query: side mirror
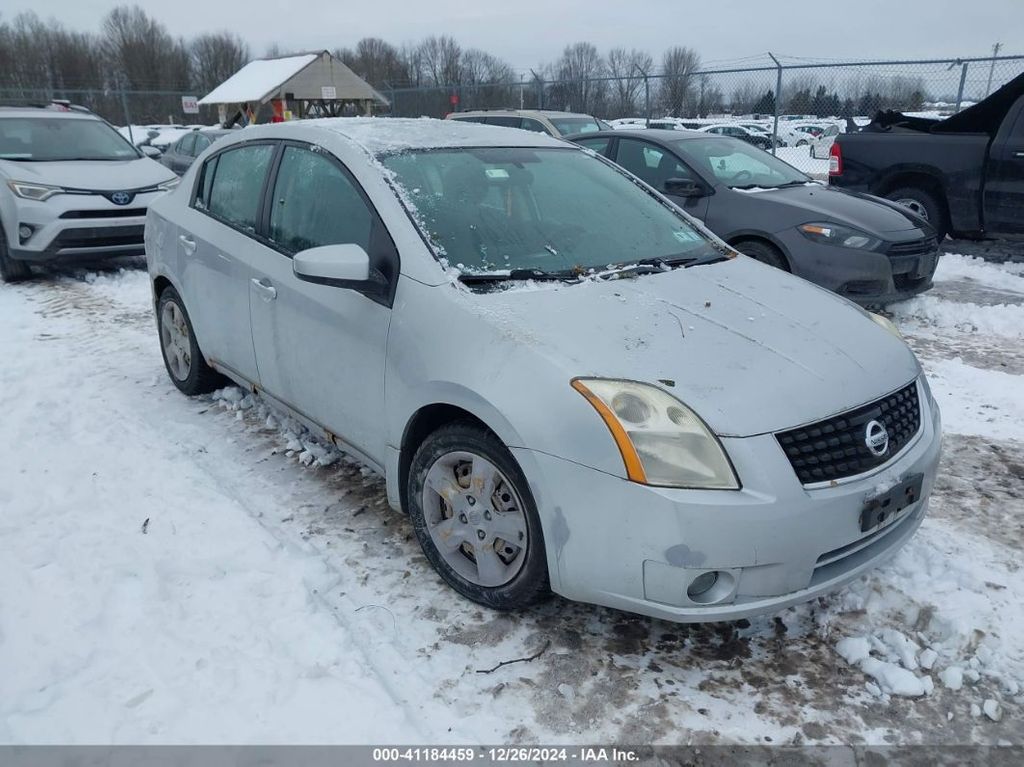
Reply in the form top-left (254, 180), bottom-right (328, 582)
top-left (141, 145), bottom-right (161, 158)
top-left (664, 178), bottom-right (707, 198)
top-left (293, 243), bottom-right (382, 291)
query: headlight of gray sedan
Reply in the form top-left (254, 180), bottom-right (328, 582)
top-left (798, 222), bottom-right (882, 250)
top-left (571, 378), bottom-right (739, 489)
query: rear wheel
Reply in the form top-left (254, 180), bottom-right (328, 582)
top-left (0, 226), bottom-right (33, 282)
top-left (407, 422), bottom-right (549, 611)
top-left (157, 286), bottom-right (224, 395)
top-left (885, 186), bottom-right (948, 240)
top-left (736, 239), bottom-right (789, 271)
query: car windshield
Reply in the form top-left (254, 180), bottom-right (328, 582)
top-left (381, 146), bottom-right (722, 275)
top-left (0, 117), bottom-right (140, 161)
top-left (547, 117), bottom-right (602, 136)
top-left (674, 137), bottom-right (809, 189)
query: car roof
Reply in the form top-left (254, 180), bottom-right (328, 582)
top-left (0, 106), bottom-right (97, 120)
top-left (452, 109), bottom-right (596, 119)
top-left (241, 116), bottom-right (568, 154)
top-left (565, 128), bottom-right (720, 144)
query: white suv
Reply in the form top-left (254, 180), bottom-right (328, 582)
top-left (0, 104), bottom-right (179, 281)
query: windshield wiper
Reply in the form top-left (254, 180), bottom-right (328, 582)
top-left (683, 252), bottom-right (731, 268)
top-left (458, 268), bottom-right (579, 284)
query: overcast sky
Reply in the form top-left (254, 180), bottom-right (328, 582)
top-left (10, 0), bottom-right (1021, 72)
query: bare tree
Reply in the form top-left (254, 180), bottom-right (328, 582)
top-left (418, 35), bottom-right (462, 86)
top-left (606, 47), bottom-right (652, 117)
top-left (191, 32), bottom-right (249, 95)
top-left (658, 46), bottom-right (700, 116)
top-left (551, 42), bottom-right (606, 114)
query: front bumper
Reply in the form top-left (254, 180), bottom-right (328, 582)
top-left (513, 381), bottom-right (941, 623)
top-left (4, 191), bottom-right (163, 263)
top-left (777, 230), bottom-right (939, 307)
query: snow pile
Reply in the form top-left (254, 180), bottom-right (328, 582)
top-left (826, 524), bottom-right (1024, 715)
top-left (922, 357), bottom-right (1024, 440)
top-left (213, 388), bottom-right (344, 469)
top-left (836, 634), bottom-right (932, 698)
top-left (934, 253), bottom-right (1024, 292)
top-left (891, 296), bottom-right (1024, 339)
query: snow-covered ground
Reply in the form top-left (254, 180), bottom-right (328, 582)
top-left (1, 246), bottom-right (1022, 745)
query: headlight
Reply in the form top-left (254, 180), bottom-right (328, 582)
top-left (157, 177), bottom-right (180, 193)
top-left (7, 180), bottom-right (64, 201)
top-left (798, 222), bottom-right (882, 250)
top-left (868, 311), bottom-right (902, 338)
top-left (571, 378), bottom-right (739, 489)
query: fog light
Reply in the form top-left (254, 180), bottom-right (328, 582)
top-left (687, 571), bottom-right (719, 598)
top-left (18, 224), bottom-right (33, 241)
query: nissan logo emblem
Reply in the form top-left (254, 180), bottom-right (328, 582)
top-left (865, 419), bottom-right (890, 457)
top-left (111, 191), bottom-right (132, 206)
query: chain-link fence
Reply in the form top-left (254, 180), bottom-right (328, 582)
top-left (386, 54), bottom-right (1024, 122)
top-left (4, 52), bottom-right (1023, 142)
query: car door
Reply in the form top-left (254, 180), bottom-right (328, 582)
top-left (248, 142), bottom-right (397, 464)
top-left (983, 99), bottom-right (1024, 235)
top-left (612, 138), bottom-right (711, 220)
top-left (177, 142), bottom-right (276, 383)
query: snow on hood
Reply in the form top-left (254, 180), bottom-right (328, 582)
top-left (0, 156), bottom-right (176, 191)
top-left (464, 257), bottom-right (919, 437)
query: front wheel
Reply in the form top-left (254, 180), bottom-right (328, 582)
top-left (885, 186), bottom-right (949, 240)
top-left (407, 422), bottom-right (550, 611)
top-left (0, 226), bottom-right (32, 282)
top-left (737, 239), bottom-right (789, 271)
top-left (157, 286), bottom-right (224, 395)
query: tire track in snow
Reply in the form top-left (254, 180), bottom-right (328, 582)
top-left (15, 269), bottom-right (449, 743)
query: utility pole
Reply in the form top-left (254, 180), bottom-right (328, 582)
top-left (985, 42), bottom-right (1002, 97)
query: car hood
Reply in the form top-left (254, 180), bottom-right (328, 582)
top-left (468, 257), bottom-right (919, 437)
top-left (733, 183), bottom-right (922, 235)
top-left (0, 157), bottom-right (175, 191)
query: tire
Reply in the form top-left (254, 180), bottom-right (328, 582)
top-left (407, 422), bottom-right (550, 611)
top-left (0, 225), bottom-right (33, 282)
top-left (157, 286), bottom-right (224, 395)
top-left (885, 186), bottom-right (949, 240)
top-left (737, 239), bottom-right (789, 271)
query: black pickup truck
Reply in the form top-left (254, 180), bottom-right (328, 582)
top-left (828, 72), bottom-right (1024, 240)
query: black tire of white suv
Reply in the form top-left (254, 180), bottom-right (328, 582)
top-left (0, 225), bottom-right (33, 282)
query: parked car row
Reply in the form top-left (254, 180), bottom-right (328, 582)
top-left (1, 104), bottom-right (945, 627)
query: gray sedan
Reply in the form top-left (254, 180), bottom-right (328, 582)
top-left (160, 129), bottom-right (234, 176)
top-left (569, 129), bottom-right (939, 306)
top-left (146, 118), bottom-right (941, 623)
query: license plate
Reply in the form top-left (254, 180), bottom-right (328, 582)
top-left (860, 474), bottom-right (924, 533)
top-left (915, 251), bottom-right (937, 279)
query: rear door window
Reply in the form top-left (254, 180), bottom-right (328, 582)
top-left (204, 144), bottom-right (275, 232)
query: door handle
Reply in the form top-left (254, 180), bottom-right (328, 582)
top-left (178, 234), bottom-right (197, 255)
top-left (251, 278), bottom-right (277, 301)
top-left (1013, 150), bottom-right (1024, 158)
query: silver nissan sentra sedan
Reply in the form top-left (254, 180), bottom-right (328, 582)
top-left (145, 117), bottom-right (942, 623)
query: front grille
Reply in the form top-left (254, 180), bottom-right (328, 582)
top-left (52, 225), bottom-right (145, 251)
top-left (887, 236), bottom-right (938, 257)
top-left (777, 382), bottom-right (921, 485)
top-left (60, 208), bottom-right (147, 219)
